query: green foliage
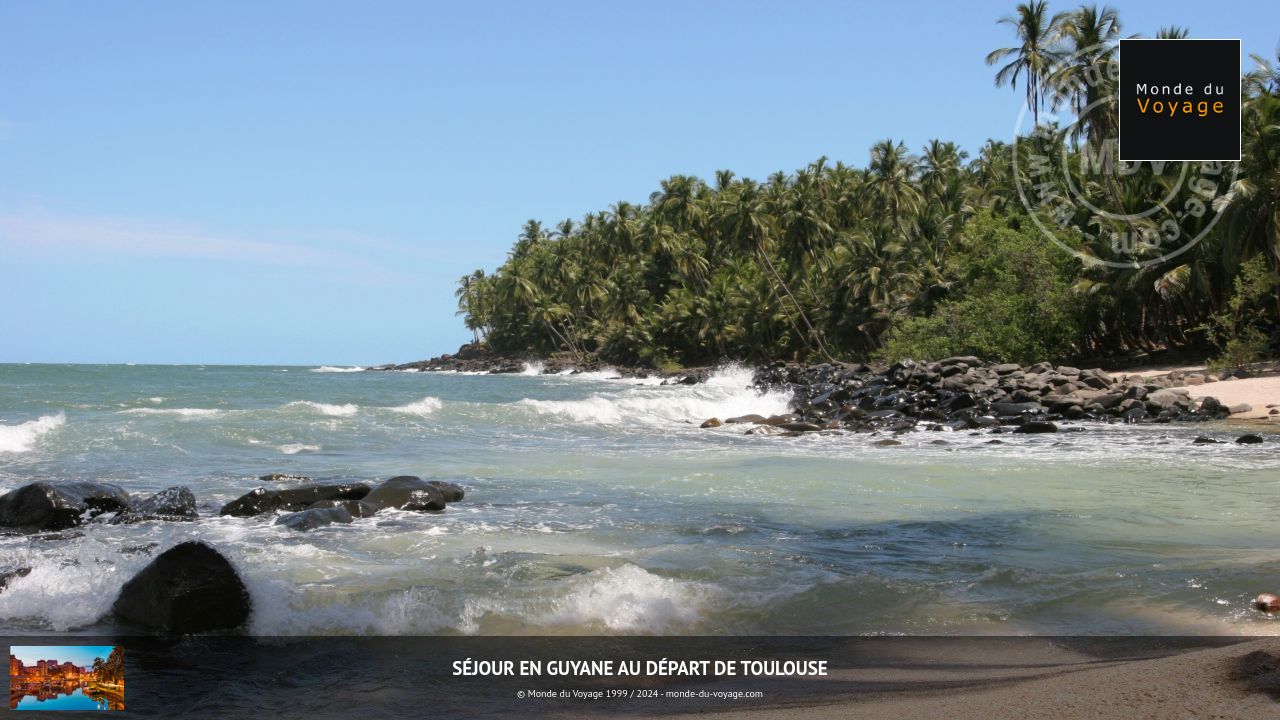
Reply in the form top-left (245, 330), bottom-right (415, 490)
top-left (878, 214), bottom-right (1088, 364)
top-left (450, 6), bottom-right (1280, 368)
top-left (1204, 255), bottom-right (1277, 370)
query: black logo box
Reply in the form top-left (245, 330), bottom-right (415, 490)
top-left (1119, 38), bottom-right (1241, 162)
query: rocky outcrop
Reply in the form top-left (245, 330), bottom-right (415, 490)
top-left (745, 359), bottom-right (1237, 437)
top-left (369, 343), bottom-right (708, 383)
top-left (111, 541), bottom-right (251, 634)
top-left (219, 483), bottom-right (371, 517)
top-left (111, 486), bottom-right (198, 524)
top-left (0, 566), bottom-right (31, 591)
top-left (0, 482), bottom-right (131, 532)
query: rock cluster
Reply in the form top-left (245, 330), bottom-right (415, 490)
top-left (729, 358), bottom-right (1253, 437)
top-left (0, 481), bottom-right (131, 532)
top-left (260, 476), bottom-right (467, 531)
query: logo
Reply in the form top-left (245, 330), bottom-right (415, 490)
top-left (1014, 40), bottom-right (1240, 269)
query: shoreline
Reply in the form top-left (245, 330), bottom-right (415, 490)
top-left (377, 346), bottom-right (1280, 437)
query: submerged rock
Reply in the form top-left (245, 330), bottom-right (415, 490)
top-left (1237, 434), bottom-right (1265, 444)
top-left (0, 566), bottom-right (31, 591)
top-left (111, 486), bottom-right (198, 524)
top-left (275, 505), bottom-right (354, 531)
top-left (307, 498), bottom-right (380, 518)
top-left (426, 480), bottom-right (465, 503)
top-left (258, 473), bottom-right (311, 482)
top-left (111, 541), bottom-right (251, 634)
top-left (219, 483), bottom-right (371, 517)
top-left (362, 476), bottom-right (446, 512)
top-left (0, 481), bottom-right (131, 532)
top-left (1012, 421), bottom-right (1059, 434)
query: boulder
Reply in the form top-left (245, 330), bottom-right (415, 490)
top-left (780, 422), bottom-right (823, 432)
top-left (1237, 434), bottom-right (1265, 445)
top-left (111, 541), bottom-right (251, 634)
top-left (700, 418), bottom-right (722, 428)
top-left (724, 414), bottom-right (767, 424)
top-left (426, 480), bottom-right (465, 503)
top-left (112, 486), bottom-right (198, 524)
top-left (0, 481), bottom-right (131, 531)
top-left (275, 505), bottom-right (354, 531)
top-left (362, 476), bottom-right (446, 512)
top-left (219, 483), bottom-right (371, 517)
top-left (1228, 403), bottom-right (1254, 415)
top-left (1192, 436), bottom-right (1221, 444)
top-left (872, 438), bottom-right (902, 446)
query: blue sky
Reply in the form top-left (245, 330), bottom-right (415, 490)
top-left (1, 1), bottom-right (1275, 364)
top-left (11, 645), bottom-right (114, 668)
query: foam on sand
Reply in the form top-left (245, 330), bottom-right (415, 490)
top-left (0, 413), bottom-right (66, 453)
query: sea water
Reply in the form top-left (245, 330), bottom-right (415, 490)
top-left (1, 363), bottom-right (1278, 636)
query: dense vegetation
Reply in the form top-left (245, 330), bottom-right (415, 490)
top-left (456, 3), bottom-right (1279, 368)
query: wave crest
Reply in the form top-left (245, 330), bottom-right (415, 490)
top-left (0, 413), bottom-right (66, 453)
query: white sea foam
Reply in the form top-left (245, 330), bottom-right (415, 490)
top-left (536, 564), bottom-right (710, 632)
top-left (119, 407), bottom-right (223, 417)
top-left (520, 360), bottom-right (545, 376)
top-left (278, 443), bottom-right (321, 454)
top-left (388, 396), bottom-right (443, 416)
top-left (516, 364), bottom-right (788, 426)
top-left (311, 366), bottom-right (365, 373)
top-left (147, 396), bottom-right (166, 403)
top-left (0, 413), bottom-right (66, 453)
top-left (285, 401), bottom-right (359, 416)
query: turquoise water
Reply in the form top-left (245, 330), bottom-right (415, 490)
top-left (12, 686), bottom-right (109, 711)
top-left (1, 363), bottom-right (1279, 635)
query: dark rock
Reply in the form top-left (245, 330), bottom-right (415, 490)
top-left (219, 483), bottom-right (371, 517)
top-left (258, 473), bottom-right (311, 482)
top-left (0, 566), bottom-right (31, 591)
top-left (724, 414), bottom-right (767, 424)
top-left (112, 486), bottom-right (197, 524)
top-left (780, 422), bottom-right (823, 432)
top-left (700, 417), bottom-right (722, 428)
top-left (0, 481), bottom-right (131, 532)
top-left (1237, 434), bottom-right (1265, 445)
top-left (990, 402), bottom-right (1042, 416)
top-left (426, 480), bottom-right (465, 503)
top-left (362, 476), bottom-right (446, 512)
top-left (275, 505), bottom-right (354, 531)
top-left (111, 541), bottom-right (251, 634)
top-left (306, 499), bottom-right (380, 518)
top-left (1012, 421), bottom-right (1058, 434)
top-left (872, 438), bottom-right (902, 446)
top-left (1192, 436), bottom-right (1221, 444)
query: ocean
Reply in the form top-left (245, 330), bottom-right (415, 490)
top-left (1, 363), bottom-right (1277, 636)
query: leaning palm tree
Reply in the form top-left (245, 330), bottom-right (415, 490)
top-left (987, 1), bottom-right (1065, 125)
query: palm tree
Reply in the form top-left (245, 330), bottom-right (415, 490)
top-left (987, 1), bottom-right (1065, 125)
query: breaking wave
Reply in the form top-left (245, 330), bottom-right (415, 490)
top-left (387, 396), bottom-right (444, 417)
top-left (0, 413), bottom-right (66, 453)
top-left (310, 366), bottom-right (365, 373)
top-left (284, 401), bottom-right (359, 417)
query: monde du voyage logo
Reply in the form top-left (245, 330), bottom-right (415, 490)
top-left (1014, 38), bottom-right (1242, 269)
top-left (1119, 38), bottom-right (1241, 161)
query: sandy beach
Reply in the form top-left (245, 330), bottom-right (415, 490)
top-left (647, 638), bottom-right (1280, 720)
top-left (1117, 365), bottom-right (1280, 422)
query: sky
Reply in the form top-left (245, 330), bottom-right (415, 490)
top-left (11, 645), bottom-right (114, 668)
top-left (1, 0), bottom-right (1276, 365)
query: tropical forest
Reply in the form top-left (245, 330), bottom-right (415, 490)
top-left (454, 3), bottom-right (1280, 369)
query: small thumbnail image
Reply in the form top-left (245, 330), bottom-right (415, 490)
top-left (10, 646), bottom-right (124, 711)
